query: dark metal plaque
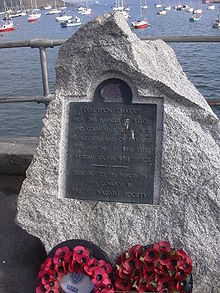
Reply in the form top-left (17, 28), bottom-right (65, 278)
top-left (65, 102), bottom-right (157, 204)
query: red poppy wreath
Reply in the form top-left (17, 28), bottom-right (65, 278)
top-left (114, 241), bottom-right (193, 293)
top-left (36, 245), bottom-right (114, 293)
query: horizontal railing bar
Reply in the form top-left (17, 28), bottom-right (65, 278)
top-left (0, 39), bottom-right (66, 49)
top-left (0, 95), bottom-right (219, 106)
top-left (0, 95), bottom-right (54, 104)
top-left (141, 36), bottom-right (220, 42)
top-left (207, 99), bottom-right (220, 106)
top-left (1, 36), bottom-right (220, 49)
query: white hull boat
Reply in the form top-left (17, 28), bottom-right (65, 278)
top-left (174, 4), bottom-right (183, 10)
top-left (44, 5), bottom-right (52, 10)
top-left (193, 8), bottom-right (203, 14)
top-left (56, 15), bottom-right (72, 22)
top-left (46, 8), bottom-right (62, 15)
top-left (33, 12), bottom-right (41, 19)
top-left (81, 8), bottom-right (92, 15)
top-left (157, 9), bottom-right (167, 14)
top-left (208, 4), bottom-right (215, 9)
top-left (164, 5), bottom-right (171, 10)
top-left (0, 20), bottom-right (14, 32)
top-left (60, 16), bottom-right (82, 27)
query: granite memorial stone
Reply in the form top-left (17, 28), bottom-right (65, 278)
top-left (16, 13), bottom-right (220, 291)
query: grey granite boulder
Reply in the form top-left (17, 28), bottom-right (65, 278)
top-left (16, 13), bottom-right (220, 291)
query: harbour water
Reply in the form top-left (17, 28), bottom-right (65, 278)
top-left (0, 0), bottom-right (219, 136)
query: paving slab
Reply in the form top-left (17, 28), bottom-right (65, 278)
top-left (0, 175), bottom-right (46, 293)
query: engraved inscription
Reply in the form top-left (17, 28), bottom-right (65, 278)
top-left (65, 102), bottom-right (157, 204)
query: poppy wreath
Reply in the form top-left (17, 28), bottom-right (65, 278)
top-left (114, 241), bottom-right (193, 293)
top-left (36, 245), bottom-right (114, 293)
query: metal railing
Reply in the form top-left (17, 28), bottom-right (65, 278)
top-left (0, 36), bottom-right (220, 106)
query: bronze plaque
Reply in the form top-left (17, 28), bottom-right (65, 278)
top-left (65, 101), bottom-right (157, 204)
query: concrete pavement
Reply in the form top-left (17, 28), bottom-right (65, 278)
top-left (0, 175), bottom-right (46, 293)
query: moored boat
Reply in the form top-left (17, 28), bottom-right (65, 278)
top-left (157, 9), bottom-right (167, 14)
top-left (212, 7), bottom-right (220, 27)
top-left (81, 8), bottom-right (92, 15)
top-left (60, 16), bottom-right (82, 27)
top-left (185, 7), bottom-right (194, 12)
top-left (56, 13), bottom-right (72, 22)
top-left (10, 12), bottom-right (22, 18)
top-left (189, 14), bottom-right (202, 21)
top-left (174, 4), bottom-right (183, 10)
top-left (208, 4), bottom-right (215, 9)
top-left (27, 14), bottom-right (37, 22)
top-left (181, 4), bottom-right (190, 11)
top-left (44, 4), bottom-right (52, 10)
top-left (193, 8), bottom-right (203, 14)
top-left (0, 20), bottom-right (14, 32)
top-left (46, 0), bottom-right (61, 15)
top-left (46, 8), bottom-right (62, 15)
top-left (131, 19), bottom-right (149, 28)
top-left (140, 0), bottom-right (148, 9)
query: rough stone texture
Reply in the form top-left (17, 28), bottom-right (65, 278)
top-left (16, 13), bottom-right (220, 291)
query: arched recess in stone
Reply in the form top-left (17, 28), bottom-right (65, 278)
top-left (87, 71), bottom-right (138, 103)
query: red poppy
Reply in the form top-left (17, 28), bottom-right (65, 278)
top-left (41, 272), bottom-right (51, 286)
top-left (158, 252), bottom-right (170, 266)
top-left (91, 267), bottom-right (109, 285)
top-left (177, 255), bottom-right (192, 274)
top-left (132, 267), bottom-right (144, 281)
top-left (68, 258), bottom-right (83, 274)
top-left (157, 275), bottom-right (175, 292)
top-left (142, 269), bottom-right (154, 282)
top-left (114, 277), bottom-right (133, 291)
top-left (176, 249), bottom-right (187, 261)
top-left (36, 285), bottom-right (45, 293)
top-left (143, 260), bottom-right (154, 272)
top-left (45, 278), bottom-right (60, 292)
top-left (154, 263), bottom-right (167, 277)
top-left (153, 241), bottom-right (171, 253)
top-left (174, 269), bottom-right (187, 281)
top-left (121, 256), bottom-right (138, 274)
top-left (45, 287), bottom-right (60, 293)
top-left (118, 264), bottom-right (132, 279)
top-left (97, 260), bottom-right (112, 274)
top-left (128, 244), bottom-right (143, 259)
top-left (84, 258), bottom-right (98, 275)
top-left (54, 246), bottom-right (71, 265)
top-left (95, 278), bottom-right (115, 293)
top-left (72, 246), bottom-right (90, 264)
top-left (144, 248), bottom-right (158, 262)
top-left (38, 263), bottom-right (46, 279)
top-left (43, 258), bottom-right (57, 276)
top-left (165, 255), bottom-right (179, 271)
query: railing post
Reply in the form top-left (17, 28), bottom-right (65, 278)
top-left (39, 47), bottom-right (50, 97)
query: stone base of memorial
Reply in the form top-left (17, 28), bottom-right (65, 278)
top-left (17, 12), bottom-right (220, 291)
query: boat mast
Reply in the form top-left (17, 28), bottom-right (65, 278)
top-left (140, 0), bottom-right (143, 19)
top-left (3, 0), bottom-right (7, 12)
top-left (218, 5), bottom-right (220, 21)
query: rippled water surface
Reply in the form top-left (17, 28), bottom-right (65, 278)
top-left (0, 0), bottom-right (219, 136)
